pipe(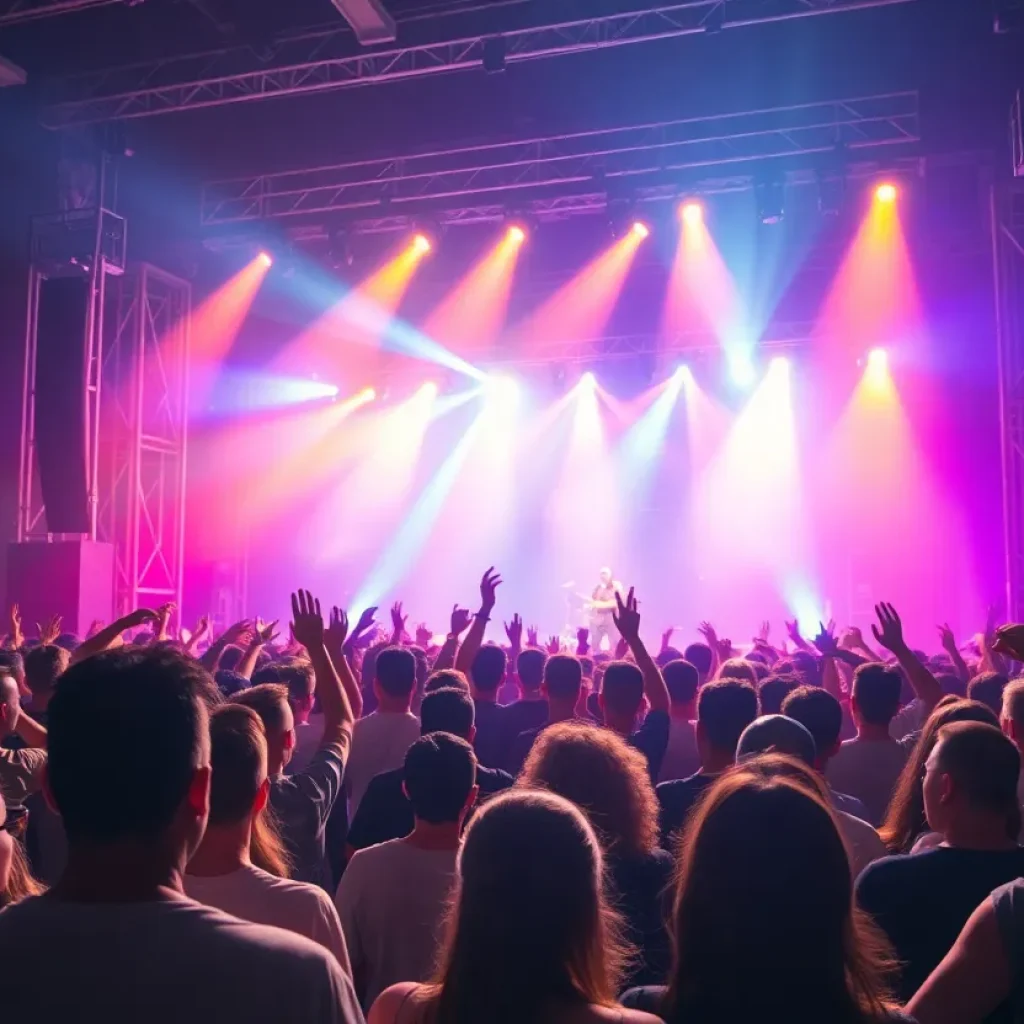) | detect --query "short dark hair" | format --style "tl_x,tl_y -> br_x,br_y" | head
376,646 -> 417,698
967,672 -> 1010,716
696,679 -> 758,753
425,668 -> 470,694
47,647 -> 210,843
214,669 -> 250,698
252,657 -> 314,704
737,714 -> 816,765
656,646 -> 685,669
544,654 -> 583,701
683,643 -> 713,676
852,664 -> 902,725
758,674 -> 802,716
404,732 -> 477,824
781,686 -> 843,757
663,659 -> 699,706
517,648 -> 547,691
934,721 -> 1021,816
233,683 -> 291,736
24,644 -> 69,695
471,644 -> 507,693
208,704 -> 266,825
420,687 -> 475,739
601,661 -> 644,717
